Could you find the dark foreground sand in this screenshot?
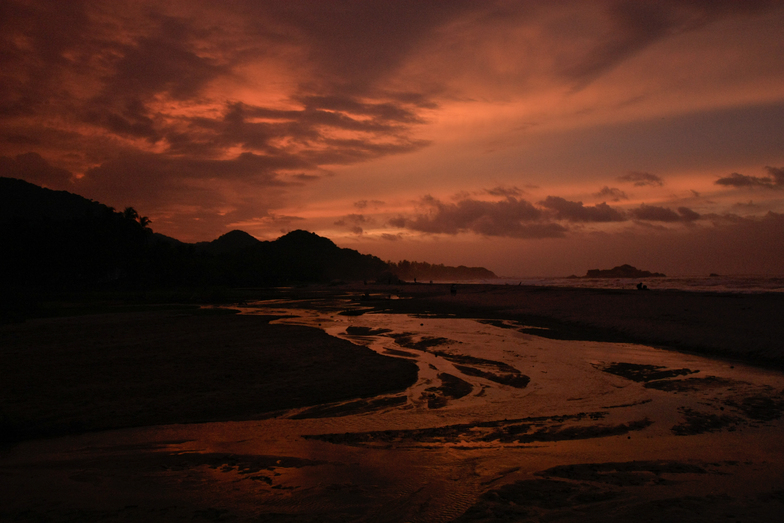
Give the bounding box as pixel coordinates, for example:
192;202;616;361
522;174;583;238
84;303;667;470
0;307;418;444
1;284;783;522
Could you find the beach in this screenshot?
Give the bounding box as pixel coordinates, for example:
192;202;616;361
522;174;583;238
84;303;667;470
1;284;784;521
365;283;784;366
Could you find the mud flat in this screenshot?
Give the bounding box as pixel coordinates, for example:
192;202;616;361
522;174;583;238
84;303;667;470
2;287;784;521
328;282;784;368
0;308;418;444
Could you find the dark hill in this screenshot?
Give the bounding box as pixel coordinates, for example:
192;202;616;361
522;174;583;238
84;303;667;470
1;177;154;290
195;230;260;255
198;229;390;286
0;177;391;289
1;177;496;292
0;176;107;220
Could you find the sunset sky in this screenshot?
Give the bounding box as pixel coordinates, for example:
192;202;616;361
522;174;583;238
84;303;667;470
2;0;784;276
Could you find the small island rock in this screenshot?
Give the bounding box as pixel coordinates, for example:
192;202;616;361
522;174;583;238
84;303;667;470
583;264;666;278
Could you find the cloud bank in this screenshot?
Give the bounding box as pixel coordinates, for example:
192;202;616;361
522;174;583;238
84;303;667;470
389;194;703;238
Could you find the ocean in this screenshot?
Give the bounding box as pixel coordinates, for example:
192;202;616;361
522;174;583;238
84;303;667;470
458;275;784;293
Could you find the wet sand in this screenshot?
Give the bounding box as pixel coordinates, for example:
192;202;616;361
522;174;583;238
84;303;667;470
0;307;418;444
2;285;784;521
353;283;784;367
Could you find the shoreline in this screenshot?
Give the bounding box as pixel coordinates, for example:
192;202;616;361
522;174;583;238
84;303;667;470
3;282;782;445
338;282;784;369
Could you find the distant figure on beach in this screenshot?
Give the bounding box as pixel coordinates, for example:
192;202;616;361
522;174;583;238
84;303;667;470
450;284;457;296
637;282;648;291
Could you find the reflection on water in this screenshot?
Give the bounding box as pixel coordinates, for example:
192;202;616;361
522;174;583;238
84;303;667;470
3;297;784;521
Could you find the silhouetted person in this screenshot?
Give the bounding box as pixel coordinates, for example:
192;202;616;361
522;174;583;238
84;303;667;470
450;284;457;295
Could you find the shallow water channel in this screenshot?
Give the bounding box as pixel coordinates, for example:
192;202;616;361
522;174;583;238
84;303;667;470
3;297;784;521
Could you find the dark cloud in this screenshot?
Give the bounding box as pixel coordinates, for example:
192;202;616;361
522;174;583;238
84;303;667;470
75;151;296;217
291;173;321;183
0;152;73;187
107;19;228;101
388;216;407;228
250;0;477;93
485;185;523;197
594;186;628;201
732;200;760;210
390;190;708;238
630;204;700;222
179;100;430;163
86;152;298;185
83;99;161;142
561;0;780;88
392;195;566;238
308;137;430;165
335;213;368;225
354;199;385;210
618;171;664;186
263;214;305;224
676;206;701;222
539;196;626;222
767;166;784;185
0;1;438;226
335;213;375;235
629;204;679;222
714;167;784;189
5;135;41;145
0;1;92;116
561;2;673;86
715;172;773;188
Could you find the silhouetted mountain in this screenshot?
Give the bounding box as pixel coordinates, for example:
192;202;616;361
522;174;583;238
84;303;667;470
0;176;106;220
150;232;185;246
1;177;494;291
216;230;389;285
1;177;154;290
194;230;260;255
